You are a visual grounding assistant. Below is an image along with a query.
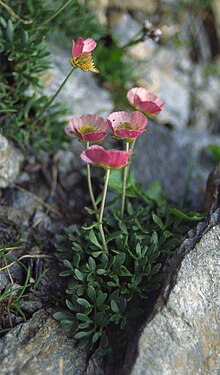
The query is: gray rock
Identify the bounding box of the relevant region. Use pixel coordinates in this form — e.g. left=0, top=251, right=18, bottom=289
left=129, top=222, right=220, bottom=375
left=133, top=124, right=219, bottom=208
left=0, top=309, right=88, bottom=375
left=0, top=271, right=8, bottom=292
left=133, top=46, right=191, bottom=130
left=0, top=135, right=24, bottom=188
left=108, top=12, right=141, bottom=46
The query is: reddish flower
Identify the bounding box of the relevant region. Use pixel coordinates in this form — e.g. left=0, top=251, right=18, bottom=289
left=127, top=87, right=165, bottom=118
left=65, top=114, right=108, bottom=142
left=80, top=145, right=131, bottom=169
left=107, top=111, right=148, bottom=142
left=70, top=37, right=99, bottom=73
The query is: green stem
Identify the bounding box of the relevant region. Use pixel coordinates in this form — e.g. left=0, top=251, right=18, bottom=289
left=99, top=169, right=110, bottom=253
left=40, top=0, right=73, bottom=27
left=121, top=31, right=144, bottom=49
left=120, top=142, right=130, bottom=219
left=86, top=142, right=97, bottom=212
left=33, top=66, right=76, bottom=126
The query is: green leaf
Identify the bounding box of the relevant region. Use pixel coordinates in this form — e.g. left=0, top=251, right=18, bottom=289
left=106, top=231, right=122, bottom=243
left=100, top=331, right=108, bottom=347
left=119, top=221, right=128, bottom=234
left=97, top=269, right=107, bottom=275
left=6, top=20, right=14, bottom=42
left=59, top=270, right=72, bottom=277
left=89, top=229, right=103, bottom=250
left=21, top=30, right=29, bottom=44
left=77, top=337, right=90, bottom=349
left=74, top=269, right=84, bottom=281
left=0, top=16, right=7, bottom=28
left=151, top=231, right=158, bottom=247
left=8, top=51, right=17, bottom=61
left=91, top=251, right=103, bottom=258
left=74, top=330, right=93, bottom=339
left=66, top=299, right=76, bottom=311
left=118, top=265, right=132, bottom=277
left=62, top=320, right=75, bottom=332
left=169, top=208, right=204, bottom=221
left=87, top=286, right=96, bottom=302
left=77, top=298, right=92, bottom=309
left=108, top=169, right=123, bottom=193
left=92, top=331, right=101, bottom=344
left=96, top=291, right=107, bottom=305
left=135, top=243, right=142, bottom=257
left=88, top=256, right=96, bottom=272
left=53, top=311, right=74, bottom=321
left=63, top=259, right=73, bottom=270
left=82, top=222, right=101, bottom=230
left=114, top=253, right=126, bottom=269
left=152, top=213, right=166, bottom=229
left=145, top=181, right=167, bottom=205
left=73, top=253, right=81, bottom=268
left=78, top=322, right=90, bottom=329
left=111, top=300, right=119, bottom=313
left=208, top=144, right=220, bottom=161
left=150, top=263, right=161, bottom=275
left=76, top=313, right=92, bottom=323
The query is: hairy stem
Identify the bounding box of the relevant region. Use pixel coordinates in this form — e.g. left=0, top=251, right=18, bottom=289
left=120, top=142, right=130, bottom=218
left=86, top=142, right=97, bottom=212
left=33, top=66, right=76, bottom=126
left=41, top=0, right=73, bottom=27
left=99, top=169, right=110, bottom=253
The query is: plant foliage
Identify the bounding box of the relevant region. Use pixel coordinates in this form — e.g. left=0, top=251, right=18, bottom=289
left=0, top=0, right=106, bottom=152
left=55, top=172, right=200, bottom=355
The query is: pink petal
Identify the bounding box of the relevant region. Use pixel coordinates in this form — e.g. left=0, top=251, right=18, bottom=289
left=82, top=132, right=106, bottom=142
left=80, top=145, right=109, bottom=166
left=80, top=114, right=108, bottom=132
left=135, top=98, right=162, bottom=114
left=108, top=111, right=130, bottom=128
left=130, top=111, right=148, bottom=129
left=107, top=111, right=148, bottom=138
left=115, top=129, right=143, bottom=139
left=82, top=38, right=97, bottom=53
left=80, top=146, right=131, bottom=169
left=127, top=87, right=139, bottom=104
left=127, top=87, right=165, bottom=115
left=68, top=117, right=83, bottom=130
left=72, top=37, right=84, bottom=58
left=107, top=149, right=131, bottom=168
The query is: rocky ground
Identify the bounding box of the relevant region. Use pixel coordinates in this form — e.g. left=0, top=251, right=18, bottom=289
left=0, top=0, right=220, bottom=374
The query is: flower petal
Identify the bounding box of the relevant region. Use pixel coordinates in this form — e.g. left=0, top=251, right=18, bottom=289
left=114, top=128, right=143, bottom=140
left=72, top=37, right=84, bottom=58
left=82, top=38, right=97, bottom=53
left=108, top=111, right=147, bottom=140
left=82, top=132, right=107, bottom=142
left=80, top=145, right=131, bottom=169
left=65, top=115, right=107, bottom=142
left=127, top=87, right=165, bottom=117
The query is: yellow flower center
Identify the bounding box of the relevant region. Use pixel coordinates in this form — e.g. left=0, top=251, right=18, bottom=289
left=70, top=52, right=99, bottom=73
left=118, top=122, right=138, bottom=130
left=80, top=124, right=98, bottom=134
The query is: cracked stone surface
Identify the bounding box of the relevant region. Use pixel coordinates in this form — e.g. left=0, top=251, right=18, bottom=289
left=129, top=223, right=220, bottom=375
left=0, top=309, right=88, bottom=375
left=0, top=135, right=24, bottom=188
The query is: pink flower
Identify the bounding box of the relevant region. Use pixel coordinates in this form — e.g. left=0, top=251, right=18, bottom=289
left=80, top=145, right=131, bottom=169
left=107, top=111, right=148, bottom=142
left=72, top=37, right=97, bottom=58
left=65, top=114, right=108, bottom=142
left=127, top=87, right=165, bottom=118
left=70, top=37, right=99, bottom=73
